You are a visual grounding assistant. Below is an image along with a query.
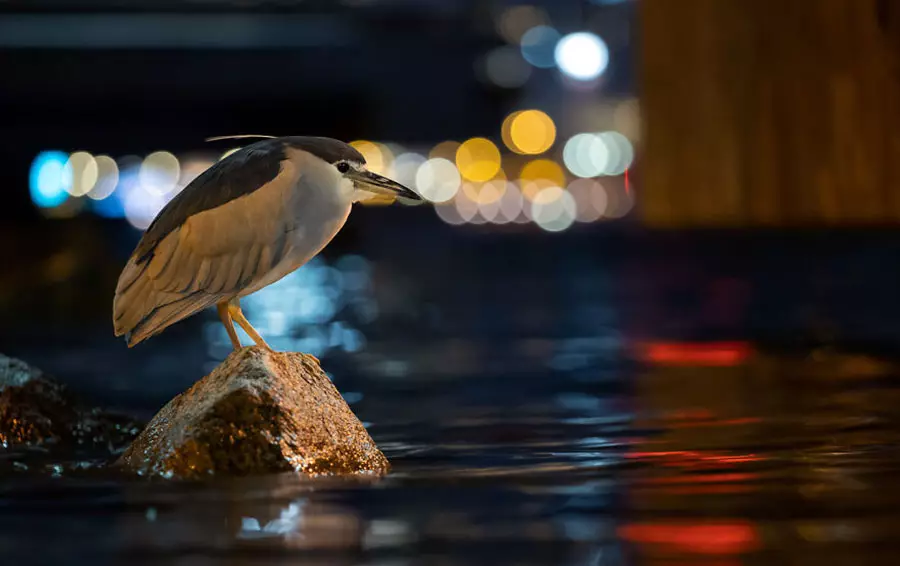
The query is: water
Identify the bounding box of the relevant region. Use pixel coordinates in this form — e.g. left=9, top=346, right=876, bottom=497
left=3, top=221, right=900, bottom=565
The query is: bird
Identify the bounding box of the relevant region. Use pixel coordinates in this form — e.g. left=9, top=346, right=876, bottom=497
left=113, top=135, right=421, bottom=351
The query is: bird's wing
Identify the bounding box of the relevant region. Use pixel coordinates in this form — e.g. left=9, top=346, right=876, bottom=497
left=113, top=152, right=302, bottom=347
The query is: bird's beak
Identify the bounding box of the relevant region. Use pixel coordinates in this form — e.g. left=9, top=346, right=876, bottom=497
left=348, top=169, right=422, bottom=201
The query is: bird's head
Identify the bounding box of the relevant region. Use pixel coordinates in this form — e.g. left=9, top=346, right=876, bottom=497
left=285, top=137, right=422, bottom=204
left=333, top=158, right=423, bottom=204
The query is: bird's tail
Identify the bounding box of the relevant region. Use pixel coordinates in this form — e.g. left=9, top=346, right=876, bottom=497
left=113, top=256, right=213, bottom=347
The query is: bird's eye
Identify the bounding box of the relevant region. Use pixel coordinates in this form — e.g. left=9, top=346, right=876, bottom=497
left=336, top=162, right=351, bottom=174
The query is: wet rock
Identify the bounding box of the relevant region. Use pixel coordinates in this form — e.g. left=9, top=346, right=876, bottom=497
left=0, top=354, right=142, bottom=450
left=117, top=347, right=389, bottom=479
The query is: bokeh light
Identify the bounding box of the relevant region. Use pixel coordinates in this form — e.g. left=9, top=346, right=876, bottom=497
left=123, top=166, right=167, bottom=230
left=462, top=179, right=506, bottom=205
left=140, top=151, right=181, bottom=196
left=429, top=141, right=460, bottom=161
left=496, top=5, right=549, bottom=44
left=434, top=200, right=466, bottom=226
left=602, top=176, right=635, bottom=219
left=555, top=32, right=609, bottom=81
left=389, top=152, right=427, bottom=190
left=498, top=182, right=525, bottom=223
left=502, top=111, right=523, bottom=154
left=29, top=151, right=70, bottom=209
left=506, top=109, right=556, bottom=154
left=564, top=132, right=635, bottom=177
left=613, top=98, right=641, bottom=144
left=456, top=137, right=502, bottom=182
left=63, top=151, right=98, bottom=197
left=520, top=25, right=560, bottom=69
left=178, top=158, right=214, bottom=191
left=519, top=158, right=567, bottom=200
left=568, top=178, right=608, bottom=222
left=415, top=157, right=460, bottom=203
left=88, top=155, right=119, bottom=201
left=597, top=131, right=634, bottom=175
left=531, top=186, right=576, bottom=232
left=454, top=188, right=481, bottom=223
left=482, top=46, right=532, bottom=89
left=350, top=140, right=393, bottom=175
left=473, top=181, right=507, bottom=222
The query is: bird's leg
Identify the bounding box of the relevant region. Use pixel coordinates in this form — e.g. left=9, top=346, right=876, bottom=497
left=228, top=298, right=273, bottom=352
left=217, top=302, right=242, bottom=351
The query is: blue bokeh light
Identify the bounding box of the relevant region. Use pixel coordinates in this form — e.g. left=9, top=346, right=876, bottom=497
left=520, top=25, right=561, bottom=69
left=29, top=151, right=70, bottom=208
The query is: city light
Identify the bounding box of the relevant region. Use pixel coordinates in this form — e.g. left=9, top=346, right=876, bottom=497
left=504, top=109, right=556, bottom=155
left=531, top=186, right=576, bottom=232
left=415, top=157, right=460, bottom=203
left=520, top=25, right=560, bottom=69
left=63, top=151, right=98, bottom=197
left=140, top=150, right=181, bottom=196
left=555, top=32, right=609, bottom=81
left=456, top=137, right=502, bottom=182
left=29, top=151, right=70, bottom=209
left=350, top=140, right=393, bottom=175
left=28, top=120, right=634, bottom=233
left=563, top=131, right=634, bottom=177
left=88, top=155, right=119, bottom=201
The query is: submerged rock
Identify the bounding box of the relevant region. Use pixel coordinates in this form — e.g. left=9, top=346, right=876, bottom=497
left=0, top=354, right=141, bottom=450
left=117, top=347, right=389, bottom=479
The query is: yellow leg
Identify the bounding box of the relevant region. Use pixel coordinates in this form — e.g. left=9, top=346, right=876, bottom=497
left=228, top=299, right=273, bottom=352
left=217, top=302, right=242, bottom=351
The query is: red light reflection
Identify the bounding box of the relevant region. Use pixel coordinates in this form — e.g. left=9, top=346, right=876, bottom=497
left=619, top=521, right=760, bottom=555
left=640, top=341, right=752, bottom=366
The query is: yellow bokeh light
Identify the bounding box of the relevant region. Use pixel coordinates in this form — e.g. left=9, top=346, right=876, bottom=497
left=456, top=137, right=501, bottom=182
left=518, top=159, right=566, bottom=201
left=429, top=140, right=460, bottom=161
left=350, top=140, right=390, bottom=175
left=501, top=111, right=523, bottom=154
left=507, top=110, right=556, bottom=155
left=520, top=158, right=565, bottom=184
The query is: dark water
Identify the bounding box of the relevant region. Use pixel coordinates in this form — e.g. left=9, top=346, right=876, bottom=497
left=3, top=221, right=900, bottom=565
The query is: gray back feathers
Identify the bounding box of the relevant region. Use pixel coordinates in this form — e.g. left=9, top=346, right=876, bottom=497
left=133, top=136, right=363, bottom=263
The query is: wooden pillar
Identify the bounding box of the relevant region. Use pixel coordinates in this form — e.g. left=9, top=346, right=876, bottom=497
left=639, top=0, right=900, bottom=227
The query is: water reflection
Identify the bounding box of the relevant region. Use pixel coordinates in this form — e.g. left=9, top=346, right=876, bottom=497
left=204, top=255, right=375, bottom=361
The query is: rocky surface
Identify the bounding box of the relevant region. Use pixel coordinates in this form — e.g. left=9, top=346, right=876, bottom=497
left=116, top=347, right=390, bottom=479
left=0, top=354, right=141, bottom=450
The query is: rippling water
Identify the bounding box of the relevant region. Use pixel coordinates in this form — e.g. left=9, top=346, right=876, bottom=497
left=3, top=225, right=900, bottom=565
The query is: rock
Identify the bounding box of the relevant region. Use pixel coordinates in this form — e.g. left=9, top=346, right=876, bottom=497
left=116, top=347, right=389, bottom=479
left=0, top=354, right=142, bottom=450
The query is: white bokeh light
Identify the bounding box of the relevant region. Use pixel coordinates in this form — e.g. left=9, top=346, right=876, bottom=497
left=554, top=32, right=609, bottom=81
left=531, top=186, right=576, bottom=232
left=140, top=151, right=181, bottom=196
left=415, top=158, right=461, bottom=203
left=563, top=133, right=608, bottom=177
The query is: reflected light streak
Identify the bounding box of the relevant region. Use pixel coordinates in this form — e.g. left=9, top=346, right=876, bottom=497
left=618, top=521, right=760, bottom=555
left=640, top=341, right=752, bottom=367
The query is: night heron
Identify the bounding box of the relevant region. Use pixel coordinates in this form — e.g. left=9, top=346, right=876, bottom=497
left=113, top=136, right=420, bottom=350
